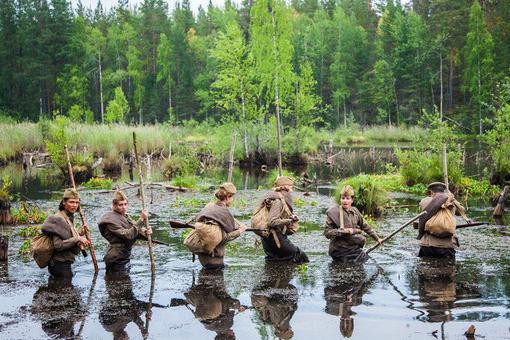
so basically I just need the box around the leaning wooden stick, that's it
[169,220,258,232]
[365,211,427,255]
[64,145,99,273]
[132,132,156,274]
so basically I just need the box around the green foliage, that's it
[81,177,113,190]
[105,87,129,124]
[0,175,13,204]
[337,174,389,217]
[163,152,200,179]
[19,239,32,255]
[170,176,197,189]
[10,202,47,224]
[484,78,510,179]
[16,225,41,238]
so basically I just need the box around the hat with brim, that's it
[219,182,237,195]
[62,188,80,200]
[274,176,294,187]
[427,182,447,192]
[113,190,128,202]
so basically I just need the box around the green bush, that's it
[170,176,197,189]
[82,177,113,190]
[163,153,200,178]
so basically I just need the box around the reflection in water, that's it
[417,259,457,323]
[31,278,84,338]
[324,262,378,338]
[251,263,298,340]
[99,271,150,339]
[183,269,242,339]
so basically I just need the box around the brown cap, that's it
[427,182,447,192]
[219,182,237,195]
[112,190,128,203]
[340,185,355,197]
[274,176,294,187]
[62,188,80,200]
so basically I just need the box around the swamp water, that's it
[0,158,509,340]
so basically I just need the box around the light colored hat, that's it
[340,185,355,197]
[427,182,447,192]
[219,182,237,195]
[274,176,294,187]
[62,188,80,200]
[112,190,128,203]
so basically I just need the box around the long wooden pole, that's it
[64,145,99,273]
[442,143,449,191]
[365,211,427,255]
[132,132,156,274]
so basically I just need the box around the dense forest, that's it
[0,0,508,133]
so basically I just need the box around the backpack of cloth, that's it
[425,194,456,238]
[194,221,223,253]
[30,232,54,268]
[250,199,271,237]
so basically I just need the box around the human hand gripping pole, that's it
[64,145,99,273]
[132,132,156,275]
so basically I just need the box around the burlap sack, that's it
[31,233,54,268]
[195,221,223,253]
[425,196,456,238]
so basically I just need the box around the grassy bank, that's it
[0,120,427,165]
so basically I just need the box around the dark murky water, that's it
[0,160,509,339]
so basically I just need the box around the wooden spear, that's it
[364,211,427,256]
[132,132,156,274]
[64,145,99,273]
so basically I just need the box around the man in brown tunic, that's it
[40,188,90,280]
[324,185,382,263]
[98,190,151,272]
[194,182,246,270]
[417,182,468,259]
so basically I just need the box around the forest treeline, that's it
[0,0,508,133]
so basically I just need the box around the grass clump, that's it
[170,176,197,189]
[10,202,47,224]
[19,239,32,255]
[16,225,41,237]
[82,177,113,190]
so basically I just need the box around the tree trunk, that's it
[343,101,347,128]
[0,235,8,262]
[168,76,172,115]
[493,185,509,225]
[240,84,249,159]
[0,202,11,225]
[448,48,454,110]
[99,52,104,124]
[272,10,283,176]
[439,52,443,120]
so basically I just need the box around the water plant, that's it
[82,177,113,190]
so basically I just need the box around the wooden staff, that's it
[442,143,449,191]
[132,132,156,274]
[64,145,99,273]
[365,211,427,256]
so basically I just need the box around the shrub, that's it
[82,177,113,190]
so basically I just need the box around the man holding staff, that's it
[324,185,383,263]
[417,182,467,259]
[98,190,152,272]
[40,188,90,280]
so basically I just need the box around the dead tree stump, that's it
[493,185,509,225]
[0,235,8,262]
[0,201,11,225]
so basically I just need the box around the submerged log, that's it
[0,201,11,225]
[493,185,509,225]
[0,235,8,261]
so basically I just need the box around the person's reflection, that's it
[324,262,377,338]
[417,258,456,322]
[99,271,149,339]
[31,278,84,338]
[251,263,298,340]
[184,269,242,340]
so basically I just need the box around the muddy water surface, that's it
[0,166,509,339]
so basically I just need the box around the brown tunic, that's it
[41,210,81,264]
[418,196,464,249]
[98,211,148,268]
[324,204,379,252]
[196,201,242,268]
